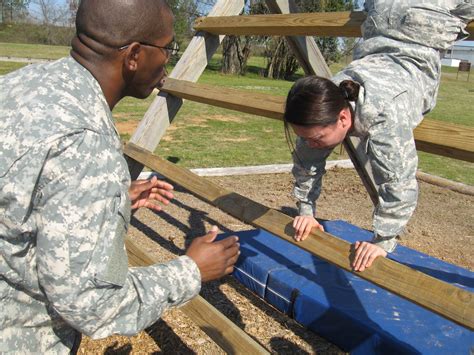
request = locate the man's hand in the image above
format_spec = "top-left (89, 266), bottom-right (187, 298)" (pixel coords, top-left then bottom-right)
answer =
top-left (186, 226), bottom-right (240, 282)
top-left (352, 241), bottom-right (387, 272)
top-left (129, 175), bottom-right (174, 212)
top-left (293, 215), bottom-right (324, 241)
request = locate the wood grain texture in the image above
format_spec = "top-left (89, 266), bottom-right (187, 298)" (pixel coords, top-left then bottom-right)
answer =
top-left (125, 237), bottom-right (269, 354)
top-left (195, 11), bottom-right (474, 39)
top-left (160, 78), bottom-right (474, 163)
top-left (194, 11), bottom-right (365, 36)
top-left (124, 143), bottom-right (474, 330)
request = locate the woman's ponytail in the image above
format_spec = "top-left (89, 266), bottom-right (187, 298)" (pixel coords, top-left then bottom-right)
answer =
top-left (339, 80), bottom-right (360, 102)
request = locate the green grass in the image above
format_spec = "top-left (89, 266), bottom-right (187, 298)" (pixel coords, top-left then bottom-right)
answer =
top-left (425, 71), bottom-right (474, 126)
top-left (0, 60), bottom-right (27, 75)
top-left (1, 42), bottom-right (472, 184)
top-left (0, 42), bottom-right (70, 60)
top-left (0, 23), bottom-right (74, 46)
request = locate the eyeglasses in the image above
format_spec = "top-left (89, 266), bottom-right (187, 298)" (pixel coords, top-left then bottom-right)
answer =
top-left (118, 40), bottom-right (179, 57)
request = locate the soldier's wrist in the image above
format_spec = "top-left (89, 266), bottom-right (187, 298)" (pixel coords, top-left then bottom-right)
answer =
top-left (297, 201), bottom-right (315, 217)
top-left (371, 233), bottom-right (398, 253)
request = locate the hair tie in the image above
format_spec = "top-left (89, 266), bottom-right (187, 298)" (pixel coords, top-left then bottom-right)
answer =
top-left (340, 86), bottom-right (349, 100)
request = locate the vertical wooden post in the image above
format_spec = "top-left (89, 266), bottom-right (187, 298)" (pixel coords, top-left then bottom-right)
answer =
top-left (127, 0), bottom-right (245, 179)
top-left (264, 0), bottom-right (379, 206)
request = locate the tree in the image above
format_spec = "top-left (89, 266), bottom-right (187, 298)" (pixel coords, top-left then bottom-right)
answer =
top-left (167, 0), bottom-right (200, 48)
top-left (263, 0), bottom-right (354, 79)
top-left (67, 0), bottom-right (80, 27)
top-left (1, 0), bottom-right (30, 23)
top-left (221, 35), bottom-right (251, 75)
top-left (265, 36), bottom-right (299, 79)
top-left (298, 0), bottom-right (354, 64)
top-left (29, 0), bottom-right (72, 45)
top-left (220, 0), bottom-right (264, 76)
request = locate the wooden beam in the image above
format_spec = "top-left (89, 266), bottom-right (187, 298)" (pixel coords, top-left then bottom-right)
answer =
top-left (413, 119), bottom-right (474, 162)
top-left (194, 11), bottom-right (365, 37)
top-left (160, 78), bottom-right (474, 163)
top-left (195, 12), bottom-right (474, 40)
top-left (123, 142), bottom-right (474, 331)
top-left (126, 237), bottom-right (269, 354)
top-left (126, 0), bottom-right (245, 179)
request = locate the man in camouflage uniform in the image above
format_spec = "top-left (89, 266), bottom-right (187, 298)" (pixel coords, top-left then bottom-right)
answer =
top-left (292, 0), bottom-right (473, 268)
top-left (0, 0), bottom-right (239, 352)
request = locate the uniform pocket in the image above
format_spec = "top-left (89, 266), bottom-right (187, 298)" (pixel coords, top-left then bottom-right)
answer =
top-left (93, 191), bottom-right (131, 287)
top-left (400, 6), bottom-right (463, 49)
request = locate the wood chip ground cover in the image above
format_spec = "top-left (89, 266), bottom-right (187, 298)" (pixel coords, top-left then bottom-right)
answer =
top-left (79, 169), bottom-right (473, 354)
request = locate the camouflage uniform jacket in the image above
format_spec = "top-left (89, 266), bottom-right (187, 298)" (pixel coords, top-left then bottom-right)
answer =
top-left (0, 57), bottom-right (201, 353)
top-left (293, 0), bottom-right (473, 251)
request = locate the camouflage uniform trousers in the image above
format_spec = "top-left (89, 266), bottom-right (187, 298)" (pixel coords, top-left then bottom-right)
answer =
top-left (292, 0), bottom-right (473, 252)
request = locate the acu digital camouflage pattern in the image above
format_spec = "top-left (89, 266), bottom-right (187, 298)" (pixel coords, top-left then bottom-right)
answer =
top-left (293, 0), bottom-right (473, 252)
top-left (0, 57), bottom-right (201, 353)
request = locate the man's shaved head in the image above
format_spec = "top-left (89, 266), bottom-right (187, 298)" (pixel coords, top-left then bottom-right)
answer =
top-left (76, 0), bottom-right (173, 48)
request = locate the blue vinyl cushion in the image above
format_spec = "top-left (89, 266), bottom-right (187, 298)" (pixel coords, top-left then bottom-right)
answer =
top-left (218, 220), bottom-right (474, 354)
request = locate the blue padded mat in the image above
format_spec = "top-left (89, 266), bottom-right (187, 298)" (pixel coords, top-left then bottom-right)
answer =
top-left (218, 220), bottom-right (474, 354)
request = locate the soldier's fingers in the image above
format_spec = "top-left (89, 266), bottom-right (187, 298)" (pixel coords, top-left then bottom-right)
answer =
top-left (353, 242), bottom-right (370, 270)
top-left (365, 253), bottom-right (378, 268)
top-left (152, 188), bottom-right (174, 197)
top-left (144, 201), bottom-right (162, 212)
top-left (217, 235), bottom-right (239, 249)
top-left (224, 243), bottom-right (240, 257)
top-left (226, 250), bottom-right (241, 267)
top-left (224, 265), bottom-right (235, 275)
top-left (294, 219), bottom-right (305, 239)
top-left (317, 223), bottom-right (324, 232)
top-left (154, 180), bottom-right (174, 190)
top-left (359, 248), bottom-right (374, 271)
top-left (293, 217), bottom-right (298, 228)
top-left (301, 222), bottom-right (312, 241)
top-left (150, 192), bottom-right (172, 204)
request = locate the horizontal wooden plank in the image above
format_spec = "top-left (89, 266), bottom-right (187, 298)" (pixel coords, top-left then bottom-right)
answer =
top-left (125, 237), bottom-right (269, 354)
top-left (413, 119), bottom-right (474, 162)
top-left (194, 12), bottom-right (474, 40)
top-left (160, 78), bottom-right (474, 162)
top-left (123, 143), bottom-right (474, 330)
top-left (195, 11), bottom-right (365, 37)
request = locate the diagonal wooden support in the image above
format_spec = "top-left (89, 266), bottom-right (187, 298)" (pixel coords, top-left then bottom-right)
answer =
top-left (264, 0), bottom-right (378, 205)
top-left (126, 238), bottom-right (269, 354)
top-left (124, 142), bottom-right (474, 331)
top-left (126, 0), bottom-right (245, 179)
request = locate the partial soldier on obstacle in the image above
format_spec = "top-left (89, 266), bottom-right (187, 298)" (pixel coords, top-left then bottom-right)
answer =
top-left (284, 0), bottom-right (474, 271)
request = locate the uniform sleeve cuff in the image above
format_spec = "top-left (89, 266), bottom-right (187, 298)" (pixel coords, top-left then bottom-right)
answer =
top-left (298, 202), bottom-right (315, 216)
top-left (371, 235), bottom-right (398, 253)
top-left (167, 255), bottom-right (202, 305)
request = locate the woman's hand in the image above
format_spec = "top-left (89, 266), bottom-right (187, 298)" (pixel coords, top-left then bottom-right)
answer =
top-left (352, 241), bottom-right (387, 272)
top-left (293, 215), bottom-right (324, 241)
top-left (129, 176), bottom-right (174, 212)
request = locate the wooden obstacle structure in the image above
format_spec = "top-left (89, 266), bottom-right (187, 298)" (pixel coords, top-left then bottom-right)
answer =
top-left (124, 0), bottom-right (474, 352)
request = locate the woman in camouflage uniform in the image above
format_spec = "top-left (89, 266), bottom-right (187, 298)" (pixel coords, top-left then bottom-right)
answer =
top-left (284, 0), bottom-right (473, 271)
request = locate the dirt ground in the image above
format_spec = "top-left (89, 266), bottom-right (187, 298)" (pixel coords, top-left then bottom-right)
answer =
top-left (79, 168), bottom-right (473, 354)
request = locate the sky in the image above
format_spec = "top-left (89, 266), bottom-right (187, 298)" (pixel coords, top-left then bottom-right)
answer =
top-left (26, 0), bottom-right (473, 47)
